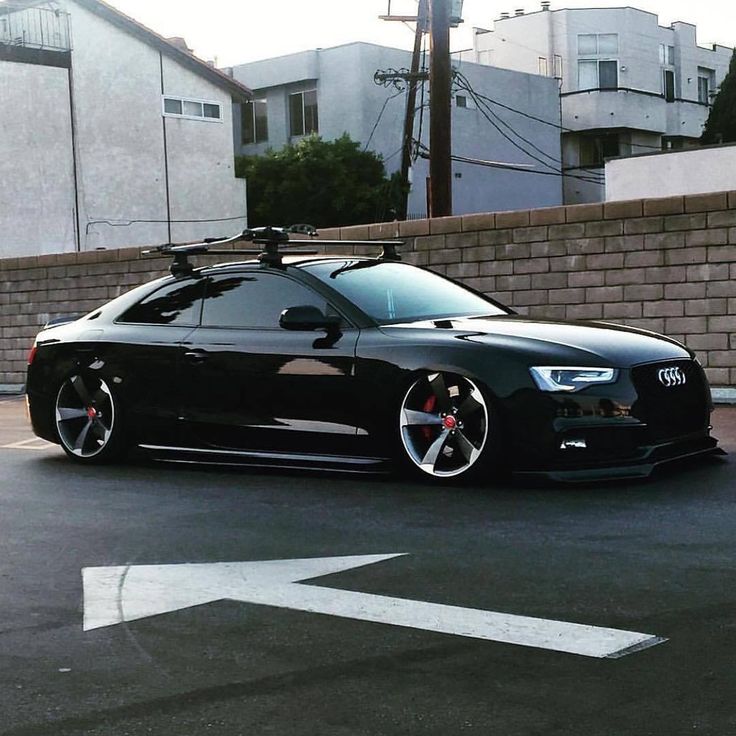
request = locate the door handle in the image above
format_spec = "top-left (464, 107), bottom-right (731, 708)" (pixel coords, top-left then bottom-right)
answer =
top-left (184, 349), bottom-right (209, 364)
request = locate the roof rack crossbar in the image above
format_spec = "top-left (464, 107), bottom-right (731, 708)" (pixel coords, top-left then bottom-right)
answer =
top-left (142, 225), bottom-right (404, 276)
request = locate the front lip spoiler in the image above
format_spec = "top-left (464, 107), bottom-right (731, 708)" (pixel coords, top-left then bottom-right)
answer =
top-left (513, 437), bottom-right (726, 484)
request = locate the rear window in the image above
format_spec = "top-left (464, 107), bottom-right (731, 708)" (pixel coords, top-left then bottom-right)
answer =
top-left (118, 280), bottom-right (205, 325)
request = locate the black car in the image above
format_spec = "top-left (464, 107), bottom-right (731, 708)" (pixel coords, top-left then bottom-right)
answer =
top-left (26, 230), bottom-right (722, 482)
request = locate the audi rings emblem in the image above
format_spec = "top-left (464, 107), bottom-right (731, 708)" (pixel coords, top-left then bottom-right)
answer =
top-left (658, 366), bottom-right (687, 387)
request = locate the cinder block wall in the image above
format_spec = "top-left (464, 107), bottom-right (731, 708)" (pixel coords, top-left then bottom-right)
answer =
top-left (1, 192), bottom-right (735, 390)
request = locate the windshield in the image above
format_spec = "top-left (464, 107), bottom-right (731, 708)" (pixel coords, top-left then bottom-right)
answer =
top-left (302, 260), bottom-right (510, 324)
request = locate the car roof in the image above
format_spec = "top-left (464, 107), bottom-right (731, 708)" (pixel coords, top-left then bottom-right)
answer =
top-left (199, 254), bottom-right (381, 274)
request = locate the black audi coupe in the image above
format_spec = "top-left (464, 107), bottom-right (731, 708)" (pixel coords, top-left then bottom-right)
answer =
top-left (26, 229), bottom-right (722, 483)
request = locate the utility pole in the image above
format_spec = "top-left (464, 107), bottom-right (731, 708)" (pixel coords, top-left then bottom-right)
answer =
top-left (398, 0), bottom-right (428, 221)
top-left (429, 0), bottom-right (453, 217)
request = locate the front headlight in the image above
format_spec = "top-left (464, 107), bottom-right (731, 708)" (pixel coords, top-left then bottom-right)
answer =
top-left (529, 366), bottom-right (618, 393)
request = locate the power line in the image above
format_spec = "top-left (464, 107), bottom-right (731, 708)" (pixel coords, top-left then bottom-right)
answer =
top-left (363, 89), bottom-right (405, 152)
top-left (451, 74), bottom-right (604, 184)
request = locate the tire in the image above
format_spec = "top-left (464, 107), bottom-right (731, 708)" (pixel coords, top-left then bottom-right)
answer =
top-left (54, 374), bottom-right (127, 464)
top-left (397, 371), bottom-right (498, 482)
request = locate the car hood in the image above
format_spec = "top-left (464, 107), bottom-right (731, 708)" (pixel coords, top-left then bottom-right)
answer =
top-left (382, 315), bottom-right (692, 366)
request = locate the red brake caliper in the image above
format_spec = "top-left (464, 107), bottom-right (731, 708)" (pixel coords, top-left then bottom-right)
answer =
top-left (421, 394), bottom-right (437, 440)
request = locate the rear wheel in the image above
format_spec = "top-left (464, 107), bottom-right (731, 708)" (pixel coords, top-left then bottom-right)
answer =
top-left (398, 372), bottom-right (492, 480)
top-left (55, 375), bottom-right (126, 463)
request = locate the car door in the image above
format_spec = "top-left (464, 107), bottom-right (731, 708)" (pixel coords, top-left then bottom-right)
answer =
top-left (109, 277), bottom-right (205, 445)
top-left (178, 268), bottom-right (361, 456)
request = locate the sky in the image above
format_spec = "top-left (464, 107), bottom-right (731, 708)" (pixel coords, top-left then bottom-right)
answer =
top-left (106, 0), bottom-right (736, 68)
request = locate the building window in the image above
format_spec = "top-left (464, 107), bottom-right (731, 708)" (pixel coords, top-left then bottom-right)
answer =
top-left (538, 57), bottom-right (548, 76)
top-left (662, 69), bottom-right (675, 102)
top-left (553, 54), bottom-right (563, 79)
top-left (659, 44), bottom-right (675, 66)
top-left (289, 89), bottom-right (318, 137)
top-left (698, 68), bottom-right (714, 104)
top-left (163, 96), bottom-right (222, 122)
top-left (579, 133), bottom-right (619, 166)
top-left (578, 59), bottom-right (618, 90)
top-left (242, 98), bottom-right (268, 144)
top-left (578, 33), bottom-right (618, 90)
top-left (455, 94), bottom-right (475, 109)
top-left (578, 33), bottom-right (618, 56)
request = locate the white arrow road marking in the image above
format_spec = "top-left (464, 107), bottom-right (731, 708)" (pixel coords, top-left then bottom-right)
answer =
top-left (1, 438), bottom-right (56, 450)
top-left (82, 554), bottom-right (665, 659)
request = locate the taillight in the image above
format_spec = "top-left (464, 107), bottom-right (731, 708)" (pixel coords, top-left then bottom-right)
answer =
top-left (27, 345), bottom-right (37, 365)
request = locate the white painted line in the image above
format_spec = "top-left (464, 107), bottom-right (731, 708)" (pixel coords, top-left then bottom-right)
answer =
top-left (82, 554), bottom-right (664, 659)
top-left (1, 438), bottom-right (56, 450)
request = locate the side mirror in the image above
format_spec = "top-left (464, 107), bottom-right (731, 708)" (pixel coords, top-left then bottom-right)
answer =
top-left (279, 305), bottom-right (341, 332)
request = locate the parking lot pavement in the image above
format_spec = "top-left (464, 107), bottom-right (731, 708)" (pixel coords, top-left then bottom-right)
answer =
top-left (0, 395), bottom-right (55, 450)
top-left (2, 395), bottom-right (736, 735)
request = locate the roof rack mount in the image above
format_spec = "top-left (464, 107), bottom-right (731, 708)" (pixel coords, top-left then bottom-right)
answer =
top-left (142, 225), bottom-right (403, 277)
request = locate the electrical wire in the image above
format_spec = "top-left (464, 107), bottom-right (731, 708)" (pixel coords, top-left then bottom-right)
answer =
top-left (455, 73), bottom-right (607, 176)
top-left (452, 73), bottom-right (604, 184)
top-left (363, 89), bottom-right (405, 152)
top-left (414, 36), bottom-right (428, 161)
top-left (85, 215), bottom-right (247, 236)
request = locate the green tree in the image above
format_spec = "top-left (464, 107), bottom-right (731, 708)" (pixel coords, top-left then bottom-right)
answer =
top-left (235, 134), bottom-right (402, 228)
top-left (701, 49), bottom-right (736, 144)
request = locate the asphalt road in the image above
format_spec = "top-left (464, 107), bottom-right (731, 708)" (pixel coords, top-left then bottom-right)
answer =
top-left (1, 396), bottom-right (736, 735)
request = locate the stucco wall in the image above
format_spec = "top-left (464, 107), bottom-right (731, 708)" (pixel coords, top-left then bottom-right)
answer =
top-left (606, 145), bottom-right (736, 202)
top-left (0, 61), bottom-right (76, 254)
top-left (1, 191), bottom-right (734, 393)
top-left (62, 0), bottom-right (246, 251)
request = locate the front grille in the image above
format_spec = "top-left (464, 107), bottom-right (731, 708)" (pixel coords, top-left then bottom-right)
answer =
top-left (630, 359), bottom-right (709, 441)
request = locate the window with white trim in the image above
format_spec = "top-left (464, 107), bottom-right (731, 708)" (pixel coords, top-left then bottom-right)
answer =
top-left (163, 96), bottom-right (222, 122)
top-left (242, 98), bottom-right (268, 144)
top-left (578, 59), bottom-right (618, 90)
top-left (578, 33), bottom-right (618, 56)
top-left (289, 89), bottom-right (318, 137)
top-left (698, 67), bottom-right (715, 105)
top-left (578, 33), bottom-right (618, 90)
top-left (659, 44), bottom-right (675, 66)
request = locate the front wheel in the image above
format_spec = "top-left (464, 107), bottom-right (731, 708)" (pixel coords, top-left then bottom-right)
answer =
top-left (398, 372), bottom-right (495, 481)
top-left (54, 375), bottom-right (127, 464)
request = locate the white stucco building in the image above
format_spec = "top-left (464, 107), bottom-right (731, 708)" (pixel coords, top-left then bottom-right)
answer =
top-left (465, 4), bottom-right (732, 203)
top-left (606, 143), bottom-right (736, 201)
top-left (229, 42), bottom-right (564, 219)
top-left (0, 0), bottom-right (251, 257)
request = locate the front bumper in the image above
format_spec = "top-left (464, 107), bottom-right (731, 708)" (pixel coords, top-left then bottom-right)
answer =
top-left (504, 357), bottom-right (721, 482)
top-left (512, 432), bottom-right (725, 483)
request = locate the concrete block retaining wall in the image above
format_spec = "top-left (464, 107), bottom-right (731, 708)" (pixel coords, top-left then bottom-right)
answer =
top-left (1, 191), bottom-right (735, 392)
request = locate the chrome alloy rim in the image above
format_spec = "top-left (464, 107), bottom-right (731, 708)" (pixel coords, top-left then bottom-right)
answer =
top-left (399, 373), bottom-right (489, 477)
top-left (55, 375), bottom-right (115, 458)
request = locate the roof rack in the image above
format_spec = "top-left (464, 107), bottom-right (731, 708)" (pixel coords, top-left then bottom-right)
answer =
top-left (142, 225), bottom-right (404, 277)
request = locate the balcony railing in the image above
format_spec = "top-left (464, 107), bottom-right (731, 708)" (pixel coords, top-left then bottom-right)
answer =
top-left (0, 5), bottom-right (71, 52)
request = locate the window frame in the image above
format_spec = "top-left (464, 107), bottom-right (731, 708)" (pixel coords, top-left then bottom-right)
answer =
top-left (162, 95), bottom-right (224, 123)
top-left (288, 88), bottom-right (319, 138)
top-left (578, 58), bottom-right (618, 90)
top-left (577, 33), bottom-right (618, 56)
top-left (241, 97), bottom-right (269, 144)
top-left (662, 69), bottom-right (676, 102)
top-left (199, 270), bottom-right (347, 331)
top-left (697, 68), bottom-right (714, 105)
top-left (115, 279), bottom-right (206, 327)
top-left (579, 133), bottom-right (620, 167)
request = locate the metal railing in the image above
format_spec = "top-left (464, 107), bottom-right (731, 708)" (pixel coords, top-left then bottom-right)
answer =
top-left (0, 4), bottom-right (71, 51)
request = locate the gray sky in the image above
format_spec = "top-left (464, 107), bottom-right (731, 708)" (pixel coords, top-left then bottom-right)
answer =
top-left (107, 0), bottom-right (735, 67)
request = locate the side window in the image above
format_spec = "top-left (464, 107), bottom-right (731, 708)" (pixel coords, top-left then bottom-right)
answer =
top-left (119, 280), bottom-right (205, 325)
top-left (201, 273), bottom-right (330, 329)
